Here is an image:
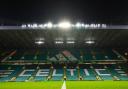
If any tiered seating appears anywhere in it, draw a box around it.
[62,50,78,63]
[34,69,49,81]
[7,50,48,62]
[107,64,128,80]
[15,69,35,81]
[0,64,128,81]
[95,69,113,80]
[2,49,124,63]
[94,49,106,60]
[22,50,36,60]
[0,65,23,81]
[66,69,78,80]
[37,50,48,61]
[80,68,96,80]
[49,49,59,58]
[7,50,24,61]
[0,50,13,61]
[105,50,120,60]
[116,49,128,59]
[83,49,93,61]
[69,49,81,60]
[82,49,121,61]
[0,65,11,81]
[48,49,59,63]
[52,69,64,80]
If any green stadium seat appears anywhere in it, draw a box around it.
[66,69,78,80]
[52,69,64,80]
[80,69,97,80]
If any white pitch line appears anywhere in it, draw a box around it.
[61,81,66,89]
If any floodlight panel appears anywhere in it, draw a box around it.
[58,21,71,29]
[67,41,75,44]
[35,41,44,45]
[55,41,64,44]
[85,40,95,44]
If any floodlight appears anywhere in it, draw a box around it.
[35,41,44,45]
[55,41,64,44]
[27,24,31,27]
[21,24,26,28]
[46,22,53,28]
[38,24,44,28]
[58,21,71,29]
[33,24,38,28]
[67,41,75,44]
[85,40,95,44]
[75,22,82,28]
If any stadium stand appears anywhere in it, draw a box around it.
[0,48,128,81]
[66,69,78,80]
[4,49,124,63]
[52,69,64,80]
[0,64,128,81]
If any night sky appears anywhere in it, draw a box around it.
[0,0,128,24]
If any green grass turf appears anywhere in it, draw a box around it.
[0,81,128,89]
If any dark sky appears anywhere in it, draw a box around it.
[0,0,128,24]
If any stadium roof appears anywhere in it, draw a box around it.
[0,28,128,49]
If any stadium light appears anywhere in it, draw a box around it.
[46,22,53,28]
[75,22,82,28]
[21,24,26,28]
[67,41,75,44]
[85,40,95,44]
[43,22,53,28]
[33,24,38,28]
[21,23,107,29]
[55,41,64,44]
[35,41,44,45]
[58,21,71,29]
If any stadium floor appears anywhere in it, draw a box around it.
[0,81,128,89]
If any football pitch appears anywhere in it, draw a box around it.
[0,81,128,89]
